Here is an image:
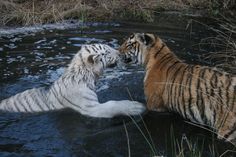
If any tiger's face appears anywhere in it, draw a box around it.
[82,44,119,75]
[119,33,156,65]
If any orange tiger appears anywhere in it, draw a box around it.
[119,33,236,144]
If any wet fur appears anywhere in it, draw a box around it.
[0,44,145,118]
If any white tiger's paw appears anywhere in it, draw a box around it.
[122,101,146,116]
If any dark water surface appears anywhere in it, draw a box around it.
[0,14,235,157]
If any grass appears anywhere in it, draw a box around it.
[125,113,227,157]
[169,125,205,157]
[125,113,236,157]
[196,16,236,74]
[0,0,235,26]
[125,88,235,157]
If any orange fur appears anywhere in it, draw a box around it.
[119,33,236,144]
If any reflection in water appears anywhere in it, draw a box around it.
[0,14,235,156]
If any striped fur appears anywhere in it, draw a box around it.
[0,44,145,118]
[119,33,236,144]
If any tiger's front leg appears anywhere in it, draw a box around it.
[146,95,167,112]
[87,100,146,118]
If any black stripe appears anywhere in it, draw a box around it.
[221,119,236,139]
[50,86,64,109]
[36,91,50,111]
[210,71,217,97]
[175,78,182,114]
[170,64,183,112]
[154,43,165,58]
[206,70,216,125]
[79,53,85,66]
[98,45,102,50]
[158,54,173,70]
[179,65,189,118]
[214,72,219,89]
[195,68,203,122]
[212,107,216,126]
[15,93,27,112]
[54,82,67,107]
[188,66,198,122]
[158,53,171,64]
[31,92,44,111]
[17,96,27,112]
[12,97,20,112]
[40,90,51,110]
[166,61,181,77]
[91,46,98,53]
[24,95,34,112]
[200,69,207,124]
[181,66,190,118]
[204,69,211,105]
[225,75,231,106]
[13,99,23,112]
[85,46,91,53]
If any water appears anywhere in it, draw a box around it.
[0,14,235,156]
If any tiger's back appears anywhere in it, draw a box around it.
[0,87,54,112]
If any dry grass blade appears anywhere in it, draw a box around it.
[195,17,236,74]
[185,121,236,147]
[123,120,131,157]
[220,150,236,157]
[0,0,235,26]
[125,87,159,156]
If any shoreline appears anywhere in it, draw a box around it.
[0,20,120,37]
[0,0,235,27]
[0,11,213,38]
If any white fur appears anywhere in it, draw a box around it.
[0,44,145,118]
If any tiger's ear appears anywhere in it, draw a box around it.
[87,54,100,64]
[139,33,155,46]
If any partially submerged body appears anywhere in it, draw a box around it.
[119,33,236,144]
[0,44,145,118]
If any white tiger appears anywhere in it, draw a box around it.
[0,44,146,118]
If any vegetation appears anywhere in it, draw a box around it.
[0,0,235,26]
[128,115,235,157]
[0,1,235,157]
[198,17,236,74]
